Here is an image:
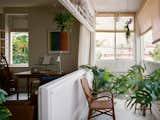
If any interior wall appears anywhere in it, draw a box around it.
[4,6,80,73]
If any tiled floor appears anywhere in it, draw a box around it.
[6,94,159,120]
[91,99,159,120]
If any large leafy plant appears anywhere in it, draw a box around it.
[105,65,146,96]
[126,66,160,116]
[80,64,160,116]
[0,89,11,120]
[54,11,75,32]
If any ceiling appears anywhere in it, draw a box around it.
[0,0,145,12]
[0,0,59,7]
[90,0,145,12]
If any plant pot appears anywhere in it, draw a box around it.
[59,32,68,51]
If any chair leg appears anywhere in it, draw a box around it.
[112,106,116,120]
[112,97,116,120]
[150,104,152,113]
[88,109,92,120]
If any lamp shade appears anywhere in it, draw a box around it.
[56,56,61,62]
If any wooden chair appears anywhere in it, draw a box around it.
[0,54,18,95]
[81,78,115,120]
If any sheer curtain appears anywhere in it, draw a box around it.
[137,0,152,34]
[78,24,95,66]
[137,0,160,42]
[152,0,160,42]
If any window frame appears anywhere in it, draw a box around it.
[9,31,29,67]
[95,12,136,61]
[5,14,29,67]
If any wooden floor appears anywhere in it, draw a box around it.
[7,95,159,120]
[91,99,159,120]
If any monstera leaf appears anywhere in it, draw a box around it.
[0,89,12,120]
[0,89,8,104]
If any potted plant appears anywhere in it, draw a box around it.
[0,88,11,120]
[126,66,160,116]
[54,11,75,51]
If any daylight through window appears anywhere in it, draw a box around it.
[96,14,135,60]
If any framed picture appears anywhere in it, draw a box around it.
[48,31,70,53]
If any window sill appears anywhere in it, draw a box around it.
[143,60,160,64]
[9,64,29,68]
[96,59,135,61]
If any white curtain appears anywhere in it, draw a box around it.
[78,25,96,66]
[152,0,160,42]
[89,32,96,66]
[137,0,153,34]
[137,0,160,42]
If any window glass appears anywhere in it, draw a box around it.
[96,32,115,60]
[143,30,160,61]
[96,17,115,30]
[116,32,134,59]
[116,16,134,31]
[95,15,135,61]
[10,32,29,66]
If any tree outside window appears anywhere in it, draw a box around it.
[10,32,29,65]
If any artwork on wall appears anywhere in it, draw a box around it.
[48,31,69,53]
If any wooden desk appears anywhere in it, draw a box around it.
[15,71,62,100]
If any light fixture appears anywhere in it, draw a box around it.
[56,51,62,74]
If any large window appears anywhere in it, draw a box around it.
[10,32,29,66]
[6,14,29,67]
[142,30,160,62]
[96,15,135,60]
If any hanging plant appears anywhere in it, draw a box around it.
[124,18,132,42]
[54,11,75,32]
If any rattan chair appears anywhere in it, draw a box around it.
[81,78,115,120]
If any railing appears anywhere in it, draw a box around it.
[38,69,88,120]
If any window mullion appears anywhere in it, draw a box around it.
[114,15,117,60]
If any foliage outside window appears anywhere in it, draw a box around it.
[142,30,160,62]
[10,32,29,66]
[96,15,134,60]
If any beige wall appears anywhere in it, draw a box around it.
[4,6,80,73]
[3,6,80,91]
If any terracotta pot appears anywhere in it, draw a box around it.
[59,32,68,51]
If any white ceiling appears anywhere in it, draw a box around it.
[91,0,145,12]
[0,0,59,7]
[0,0,144,12]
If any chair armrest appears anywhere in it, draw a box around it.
[93,95,113,101]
